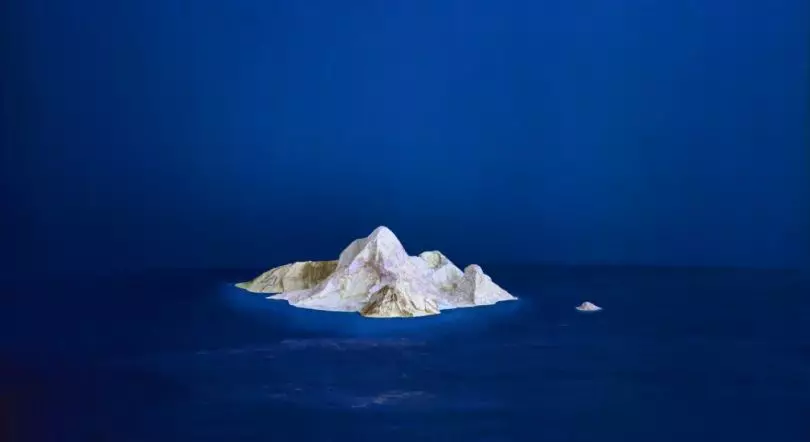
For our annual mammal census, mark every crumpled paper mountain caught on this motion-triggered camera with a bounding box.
[236,226,516,318]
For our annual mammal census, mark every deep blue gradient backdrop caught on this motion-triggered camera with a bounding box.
[3,0,809,275]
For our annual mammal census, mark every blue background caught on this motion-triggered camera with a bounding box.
[2,3,809,441]
[3,0,809,275]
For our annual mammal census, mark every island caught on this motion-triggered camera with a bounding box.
[235,226,517,318]
[576,301,602,312]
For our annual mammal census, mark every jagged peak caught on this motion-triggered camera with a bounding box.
[366,226,401,245]
[418,251,453,269]
[464,264,483,274]
[337,226,407,268]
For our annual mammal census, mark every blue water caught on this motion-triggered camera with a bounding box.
[2,267,808,441]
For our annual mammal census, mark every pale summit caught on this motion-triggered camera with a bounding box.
[236,226,517,318]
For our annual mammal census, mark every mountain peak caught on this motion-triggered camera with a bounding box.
[368,225,397,242]
[338,226,407,268]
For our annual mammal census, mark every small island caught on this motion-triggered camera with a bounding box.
[235,226,517,318]
[576,301,602,312]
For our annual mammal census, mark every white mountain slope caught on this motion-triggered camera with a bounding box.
[236,226,517,318]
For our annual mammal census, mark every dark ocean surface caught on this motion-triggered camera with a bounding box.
[2,266,808,441]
